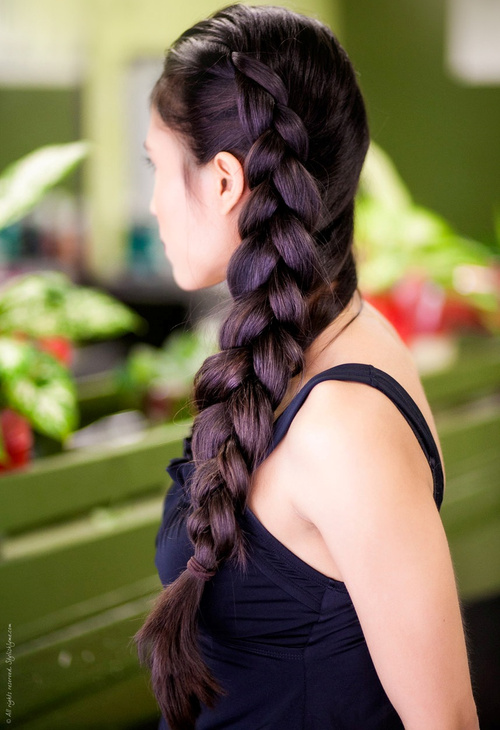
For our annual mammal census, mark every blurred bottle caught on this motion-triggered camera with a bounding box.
[128,223,155,276]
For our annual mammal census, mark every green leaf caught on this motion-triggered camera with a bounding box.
[63,287,144,340]
[0,271,71,337]
[355,148,496,305]
[0,271,145,340]
[0,142,90,230]
[359,142,413,210]
[122,344,162,391]
[120,328,217,398]
[0,337,78,440]
[0,336,33,377]
[3,377,76,440]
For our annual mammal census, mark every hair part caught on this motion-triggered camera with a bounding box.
[135,5,369,728]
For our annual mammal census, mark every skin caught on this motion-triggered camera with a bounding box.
[145,107,247,291]
[145,108,479,729]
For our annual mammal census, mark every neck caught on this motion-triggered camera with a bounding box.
[304,288,363,369]
[274,289,363,419]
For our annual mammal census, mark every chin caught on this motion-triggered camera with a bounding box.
[172,268,225,292]
[172,266,226,291]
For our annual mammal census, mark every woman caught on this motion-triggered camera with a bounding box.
[135,4,479,729]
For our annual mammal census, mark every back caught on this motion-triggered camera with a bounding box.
[155,363,444,729]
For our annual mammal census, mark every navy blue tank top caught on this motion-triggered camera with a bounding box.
[155,363,445,729]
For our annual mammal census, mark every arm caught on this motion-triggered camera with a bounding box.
[284,380,479,730]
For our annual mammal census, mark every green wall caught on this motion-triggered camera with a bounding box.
[0,88,80,191]
[341,0,500,248]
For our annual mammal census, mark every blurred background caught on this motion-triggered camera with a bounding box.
[0,0,499,727]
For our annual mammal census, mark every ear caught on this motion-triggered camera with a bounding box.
[211,151,246,215]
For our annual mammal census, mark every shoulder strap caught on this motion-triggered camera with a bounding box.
[270,362,444,510]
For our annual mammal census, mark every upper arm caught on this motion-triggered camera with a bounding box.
[284,381,477,730]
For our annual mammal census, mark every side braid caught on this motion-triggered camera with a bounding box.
[134,7,369,729]
[189,52,326,564]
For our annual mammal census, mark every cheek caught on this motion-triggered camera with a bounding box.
[154,180,188,241]
[152,173,241,291]
[173,215,238,291]
[181,224,230,290]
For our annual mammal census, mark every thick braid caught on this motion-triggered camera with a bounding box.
[187,53,328,582]
[188,50,348,711]
[134,7,369,729]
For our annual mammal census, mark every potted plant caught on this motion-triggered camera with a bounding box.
[0,143,146,471]
[355,142,500,344]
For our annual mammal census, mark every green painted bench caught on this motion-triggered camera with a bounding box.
[0,335,499,728]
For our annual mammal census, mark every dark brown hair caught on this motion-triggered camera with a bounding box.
[134,4,369,728]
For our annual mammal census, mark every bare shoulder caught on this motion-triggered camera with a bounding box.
[286,370,423,455]
[275,297,444,522]
[283,298,444,484]
[285,374,392,455]
[281,363,437,523]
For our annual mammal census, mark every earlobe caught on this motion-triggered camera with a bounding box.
[213,151,246,215]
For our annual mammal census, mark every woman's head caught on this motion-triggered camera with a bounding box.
[146,2,368,296]
[136,6,369,729]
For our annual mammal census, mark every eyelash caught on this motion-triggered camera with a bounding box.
[144,155,155,169]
